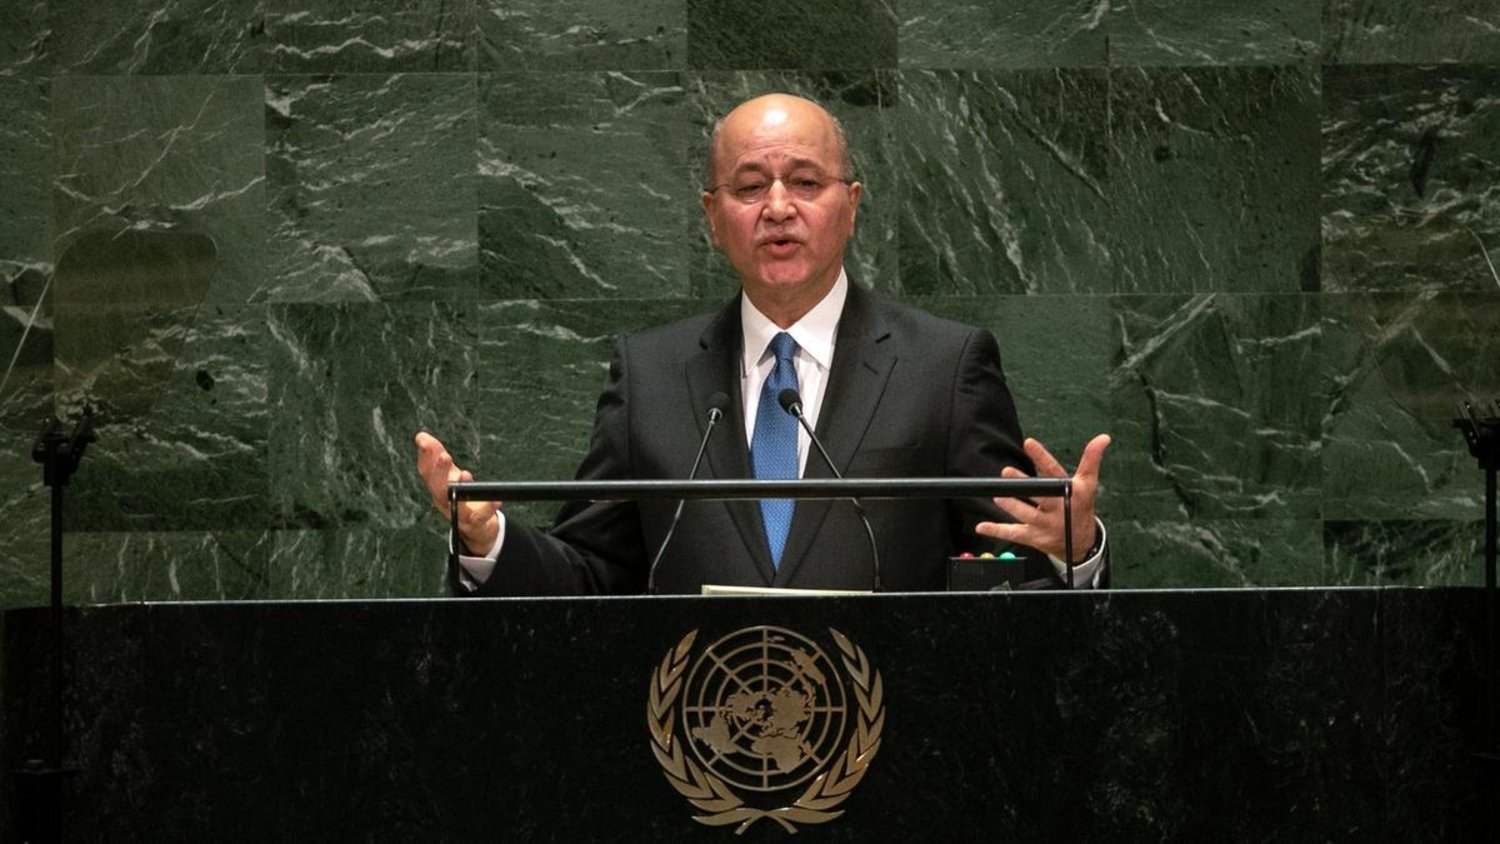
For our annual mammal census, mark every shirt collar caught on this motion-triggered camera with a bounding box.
[741,268,847,374]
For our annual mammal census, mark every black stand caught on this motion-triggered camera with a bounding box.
[15,411,94,844]
[1454,400,1499,766]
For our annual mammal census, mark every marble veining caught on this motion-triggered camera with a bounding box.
[264,73,478,302]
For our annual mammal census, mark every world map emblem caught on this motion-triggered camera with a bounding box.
[648,626,885,833]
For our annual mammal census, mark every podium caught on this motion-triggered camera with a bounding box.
[2,588,1490,840]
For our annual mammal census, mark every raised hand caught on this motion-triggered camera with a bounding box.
[976,433,1110,562]
[413,431,501,555]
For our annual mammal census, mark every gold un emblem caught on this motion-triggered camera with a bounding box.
[648,626,885,834]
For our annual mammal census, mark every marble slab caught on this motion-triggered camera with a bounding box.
[46,0,265,75]
[895,69,1112,295]
[0,76,54,428]
[1321,292,1498,521]
[899,0,1318,68]
[1111,518,1326,587]
[0,0,49,75]
[1107,294,1324,521]
[264,73,478,302]
[51,75,267,304]
[1323,0,1500,64]
[687,0,897,70]
[1321,63,1500,293]
[477,0,687,71]
[264,0,476,72]
[478,72,690,300]
[895,66,1320,295]
[0,427,48,609]
[53,303,270,533]
[1323,519,1486,585]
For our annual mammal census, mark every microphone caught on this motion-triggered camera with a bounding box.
[778,388,882,592]
[647,391,730,594]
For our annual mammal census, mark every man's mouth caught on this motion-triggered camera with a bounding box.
[759,235,803,256]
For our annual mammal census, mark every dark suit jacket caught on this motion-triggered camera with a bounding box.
[462,282,1043,596]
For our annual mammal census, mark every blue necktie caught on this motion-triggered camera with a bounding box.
[752,332,799,568]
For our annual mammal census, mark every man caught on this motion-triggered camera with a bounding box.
[415,93,1110,595]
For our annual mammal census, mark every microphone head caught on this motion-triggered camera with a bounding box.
[707,391,730,421]
[778,388,803,416]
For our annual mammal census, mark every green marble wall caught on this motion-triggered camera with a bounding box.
[1,0,1496,604]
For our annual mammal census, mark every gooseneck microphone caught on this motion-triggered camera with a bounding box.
[647,391,730,594]
[778,388,882,592]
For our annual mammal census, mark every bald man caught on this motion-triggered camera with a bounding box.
[416,93,1109,595]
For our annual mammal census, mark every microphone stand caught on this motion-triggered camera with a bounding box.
[1454,400,1499,766]
[778,390,881,592]
[17,409,95,844]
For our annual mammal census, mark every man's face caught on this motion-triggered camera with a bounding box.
[701,97,861,319]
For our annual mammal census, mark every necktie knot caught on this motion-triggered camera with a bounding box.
[769,331,796,365]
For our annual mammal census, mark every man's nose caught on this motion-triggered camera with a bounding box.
[760,178,798,221]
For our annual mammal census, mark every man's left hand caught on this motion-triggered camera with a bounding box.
[976,433,1111,563]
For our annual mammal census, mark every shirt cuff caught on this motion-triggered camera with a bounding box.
[1047,518,1107,589]
[452,512,507,592]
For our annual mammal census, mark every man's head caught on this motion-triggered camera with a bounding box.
[702,94,862,327]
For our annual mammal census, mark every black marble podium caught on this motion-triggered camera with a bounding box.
[2,588,1491,841]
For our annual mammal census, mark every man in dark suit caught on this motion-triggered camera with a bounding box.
[415,93,1110,595]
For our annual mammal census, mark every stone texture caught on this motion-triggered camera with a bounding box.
[53,304,270,533]
[0,428,48,608]
[688,0,898,70]
[264,73,478,302]
[47,0,265,75]
[0,0,49,76]
[264,0,476,72]
[1323,519,1485,585]
[51,75,267,304]
[266,302,480,530]
[1322,64,1500,293]
[1112,518,1325,587]
[265,526,449,598]
[64,530,274,602]
[477,0,686,71]
[1324,0,1500,64]
[899,0,1318,69]
[1321,292,1499,521]
[1106,65,1321,293]
[0,76,53,427]
[896,69,1112,295]
[478,72,690,299]
[896,66,1320,295]
[1108,294,1324,520]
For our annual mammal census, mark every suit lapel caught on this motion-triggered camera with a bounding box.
[685,295,777,585]
[773,283,896,587]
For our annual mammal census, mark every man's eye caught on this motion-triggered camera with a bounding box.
[791,177,821,190]
[733,183,767,197]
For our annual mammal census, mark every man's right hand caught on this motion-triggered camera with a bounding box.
[414,431,501,555]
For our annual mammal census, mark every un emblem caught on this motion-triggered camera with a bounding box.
[648,626,885,833]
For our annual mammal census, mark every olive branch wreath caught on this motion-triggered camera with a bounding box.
[648,628,885,834]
